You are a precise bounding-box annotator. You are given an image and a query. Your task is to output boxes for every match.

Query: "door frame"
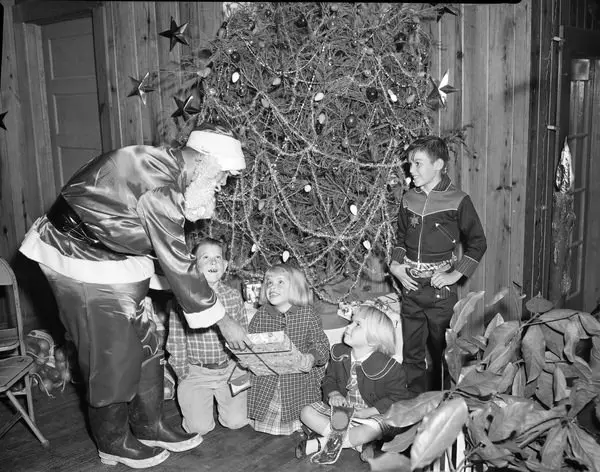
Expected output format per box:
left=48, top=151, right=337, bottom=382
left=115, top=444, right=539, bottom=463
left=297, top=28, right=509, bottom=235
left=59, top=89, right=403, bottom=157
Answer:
left=557, top=26, right=600, bottom=310
left=12, top=0, right=112, bottom=213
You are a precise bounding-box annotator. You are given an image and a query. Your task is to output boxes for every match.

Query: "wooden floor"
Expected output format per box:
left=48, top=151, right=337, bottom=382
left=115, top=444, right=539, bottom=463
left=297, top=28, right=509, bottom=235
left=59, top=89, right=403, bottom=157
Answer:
left=0, top=383, right=371, bottom=472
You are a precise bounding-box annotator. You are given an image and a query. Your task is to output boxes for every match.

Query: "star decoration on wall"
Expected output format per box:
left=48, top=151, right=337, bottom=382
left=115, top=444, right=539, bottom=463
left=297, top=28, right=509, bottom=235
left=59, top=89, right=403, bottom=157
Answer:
left=127, top=72, right=155, bottom=105
left=427, top=70, right=458, bottom=110
left=171, top=95, right=200, bottom=121
left=159, top=17, right=189, bottom=51
left=0, top=111, right=7, bottom=130
left=436, top=6, right=458, bottom=22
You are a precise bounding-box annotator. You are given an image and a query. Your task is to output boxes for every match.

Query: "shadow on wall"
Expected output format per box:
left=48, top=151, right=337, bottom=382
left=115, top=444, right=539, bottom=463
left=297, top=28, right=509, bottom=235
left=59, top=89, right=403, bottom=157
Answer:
left=12, top=252, right=63, bottom=343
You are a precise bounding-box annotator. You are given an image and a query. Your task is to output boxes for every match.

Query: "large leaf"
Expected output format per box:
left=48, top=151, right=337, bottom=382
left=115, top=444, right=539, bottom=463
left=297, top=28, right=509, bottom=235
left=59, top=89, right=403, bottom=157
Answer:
left=383, top=391, right=444, bottom=428
left=368, top=451, right=411, bottom=472
left=450, top=290, right=485, bottom=334
left=410, top=398, right=468, bottom=470
left=488, top=400, right=536, bottom=442
left=538, top=309, right=581, bottom=332
left=467, top=408, right=510, bottom=468
left=525, top=294, right=554, bottom=314
left=540, top=325, right=565, bottom=358
left=578, top=312, right=600, bottom=336
left=567, top=423, right=600, bottom=472
left=483, top=321, right=520, bottom=364
left=553, top=366, right=569, bottom=402
left=512, top=365, right=526, bottom=397
left=535, top=371, right=555, bottom=408
left=456, top=368, right=504, bottom=396
left=514, top=404, right=567, bottom=442
left=521, top=325, right=546, bottom=382
left=564, top=319, right=583, bottom=362
left=444, top=330, right=462, bottom=382
left=456, top=337, right=482, bottom=355
left=484, top=313, right=505, bottom=339
left=486, top=287, right=509, bottom=307
left=382, top=424, right=418, bottom=453
left=497, top=363, right=518, bottom=394
left=568, top=380, right=599, bottom=418
left=487, top=336, right=520, bottom=374
left=540, top=425, right=567, bottom=469
left=542, top=425, right=567, bottom=470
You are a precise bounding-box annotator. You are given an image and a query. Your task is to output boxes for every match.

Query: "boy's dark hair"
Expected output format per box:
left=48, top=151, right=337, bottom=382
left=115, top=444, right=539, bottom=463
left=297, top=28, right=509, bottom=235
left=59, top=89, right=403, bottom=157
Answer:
left=191, top=236, right=229, bottom=259
left=406, top=136, right=450, bottom=165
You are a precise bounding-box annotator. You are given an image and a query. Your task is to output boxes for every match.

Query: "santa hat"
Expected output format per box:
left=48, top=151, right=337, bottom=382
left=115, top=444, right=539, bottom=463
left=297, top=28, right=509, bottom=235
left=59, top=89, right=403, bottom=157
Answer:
left=185, top=124, right=246, bottom=172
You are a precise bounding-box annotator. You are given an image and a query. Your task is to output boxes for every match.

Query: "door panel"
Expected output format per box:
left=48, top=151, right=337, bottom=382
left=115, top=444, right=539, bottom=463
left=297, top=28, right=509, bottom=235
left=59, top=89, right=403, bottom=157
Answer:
left=559, top=27, right=600, bottom=311
left=42, top=16, right=102, bottom=191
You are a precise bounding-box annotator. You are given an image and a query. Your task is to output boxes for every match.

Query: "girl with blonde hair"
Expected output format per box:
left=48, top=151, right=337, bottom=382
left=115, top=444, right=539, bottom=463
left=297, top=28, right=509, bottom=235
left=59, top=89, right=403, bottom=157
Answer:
left=298, top=304, right=413, bottom=463
left=247, top=264, right=330, bottom=435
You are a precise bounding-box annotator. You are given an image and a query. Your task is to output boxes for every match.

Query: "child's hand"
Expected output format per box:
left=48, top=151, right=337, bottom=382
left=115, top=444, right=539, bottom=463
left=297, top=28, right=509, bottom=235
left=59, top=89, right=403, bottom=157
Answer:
left=328, top=391, right=348, bottom=407
left=431, top=269, right=462, bottom=289
left=298, top=353, right=315, bottom=372
left=389, top=261, right=418, bottom=291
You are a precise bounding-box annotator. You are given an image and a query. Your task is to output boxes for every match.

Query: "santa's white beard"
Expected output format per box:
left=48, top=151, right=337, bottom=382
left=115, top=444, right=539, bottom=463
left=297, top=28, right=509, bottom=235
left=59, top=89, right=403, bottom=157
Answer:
left=184, top=182, right=217, bottom=222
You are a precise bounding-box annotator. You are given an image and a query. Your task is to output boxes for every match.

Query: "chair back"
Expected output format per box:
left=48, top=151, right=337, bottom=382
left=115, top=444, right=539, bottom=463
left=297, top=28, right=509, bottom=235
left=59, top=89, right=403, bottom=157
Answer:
left=0, top=258, right=27, bottom=358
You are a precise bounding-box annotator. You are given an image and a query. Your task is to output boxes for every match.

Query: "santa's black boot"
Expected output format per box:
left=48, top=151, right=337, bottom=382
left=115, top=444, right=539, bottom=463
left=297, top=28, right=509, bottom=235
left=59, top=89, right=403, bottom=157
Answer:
left=88, top=403, right=170, bottom=468
left=129, top=352, right=203, bottom=452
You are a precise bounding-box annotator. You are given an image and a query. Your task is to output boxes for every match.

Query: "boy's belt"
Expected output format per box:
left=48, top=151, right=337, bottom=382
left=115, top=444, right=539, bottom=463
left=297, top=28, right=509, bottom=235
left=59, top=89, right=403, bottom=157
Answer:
left=193, top=359, right=230, bottom=370
left=405, top=259, right=454, bottom=279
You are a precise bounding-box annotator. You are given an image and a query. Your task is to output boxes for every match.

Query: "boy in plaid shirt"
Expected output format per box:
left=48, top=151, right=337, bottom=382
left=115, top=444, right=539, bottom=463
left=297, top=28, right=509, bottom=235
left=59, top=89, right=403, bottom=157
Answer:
left=167, top=237, right=249, bottom=436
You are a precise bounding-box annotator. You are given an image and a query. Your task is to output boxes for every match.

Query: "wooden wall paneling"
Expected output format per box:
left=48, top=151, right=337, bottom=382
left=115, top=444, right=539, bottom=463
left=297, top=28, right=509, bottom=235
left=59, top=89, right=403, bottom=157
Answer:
left=0, top=0, right=24, bottom=262
left=112, top=1, right=144, bottom=146
left=102, top=2, right=123, bottom=147
left=459, top=6, right=488, bottom=335
left=155, top=2, right=184, bottom=145
left=12, top=23, right=45, bottom=223
left=461, top=5, right=488, bottom=292
left=92, top=4, right=115, bottom=151
left=510, top=0, right=531, bottom=316
left=133, top=2, right=161, bottom=146
left=485, top=6, right=516, bottom=318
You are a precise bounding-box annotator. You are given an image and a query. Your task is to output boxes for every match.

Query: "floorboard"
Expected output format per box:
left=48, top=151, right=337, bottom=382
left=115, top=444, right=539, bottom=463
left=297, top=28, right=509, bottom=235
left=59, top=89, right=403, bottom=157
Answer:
left=0, top=384, right=372, bottom=472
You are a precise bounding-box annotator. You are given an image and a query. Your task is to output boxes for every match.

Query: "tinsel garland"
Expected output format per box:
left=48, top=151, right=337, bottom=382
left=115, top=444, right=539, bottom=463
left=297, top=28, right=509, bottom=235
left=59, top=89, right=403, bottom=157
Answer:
left=164, top=2, right=456, bottom=302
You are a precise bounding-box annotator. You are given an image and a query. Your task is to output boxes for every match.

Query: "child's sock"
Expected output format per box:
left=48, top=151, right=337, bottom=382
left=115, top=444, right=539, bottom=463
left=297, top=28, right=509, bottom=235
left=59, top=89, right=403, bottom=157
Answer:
left=305, top=437, right=324, bottom=455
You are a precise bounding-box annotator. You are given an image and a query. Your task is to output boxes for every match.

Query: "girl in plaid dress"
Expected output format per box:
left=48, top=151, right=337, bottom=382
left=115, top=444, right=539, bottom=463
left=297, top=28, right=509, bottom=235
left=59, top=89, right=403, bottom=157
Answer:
left=297, top=305, right=413, bottom=461
left=247, top=264, right=330, bottom=436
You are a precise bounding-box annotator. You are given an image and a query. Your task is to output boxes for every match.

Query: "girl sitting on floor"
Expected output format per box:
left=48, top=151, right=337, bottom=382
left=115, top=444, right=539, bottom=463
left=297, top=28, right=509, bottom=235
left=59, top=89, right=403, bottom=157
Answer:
left=298, top=304, right=414, bottom=462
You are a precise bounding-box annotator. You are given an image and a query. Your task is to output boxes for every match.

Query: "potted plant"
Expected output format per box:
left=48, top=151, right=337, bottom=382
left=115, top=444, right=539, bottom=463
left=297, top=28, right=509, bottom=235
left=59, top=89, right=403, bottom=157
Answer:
left=369, top=289, right=600, bottom=471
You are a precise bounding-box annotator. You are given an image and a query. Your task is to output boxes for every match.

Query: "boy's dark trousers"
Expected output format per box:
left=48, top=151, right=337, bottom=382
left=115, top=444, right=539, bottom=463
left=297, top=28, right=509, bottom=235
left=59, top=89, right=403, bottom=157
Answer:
left=400, top=278, right=458, bottom=395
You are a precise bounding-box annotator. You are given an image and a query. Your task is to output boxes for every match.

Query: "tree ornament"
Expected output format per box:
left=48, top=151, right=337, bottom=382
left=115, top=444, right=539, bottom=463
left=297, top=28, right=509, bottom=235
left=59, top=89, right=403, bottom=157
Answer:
left=313, top=92, right=324, bottom=102
left=387, top=89, right=398, bottom=103
left=344, top=114, right=357, bottom=128
left=282, top=250, right=290, bottom=262
left=159, top=17, right=189, bottom=51
left=127, top=72, right=155, bottom=105
left=362, top=240, right=371, bottom=250
left=230, top=51, right=241, bottom=63
left=318, top=113, right=326, bottom=124
left=231, top=70, right=241, bottom=83
left=237, top=85, right=247, bottom=97
left=272, top=77, right=282, bottom=87
left=555, top=138, right=574, bottom=193
left=217, top=21, right=228, bottom=39
left=295, top=15, right=308, bottom=28
left=394, top=32, right=408, bottom=52
left=304, top=184, right=312, bottom=192
left=208, top=87, right=218, bottom=96
left=171, top=95, right=200, bottom=120
left=349, top=204, right=358, bottom=215
left=427, top=70, right=458, bottom=109
left=436, top=6, right=459, bottom=22
left=251, top=243, right=258, bottom=253
left=341, top=138, right=350, bottom=148
left=366, top=87, right=378, bottom=102
left=0, top=111, right=7, bottom=130
left=260, top=97, right=270, bottom=108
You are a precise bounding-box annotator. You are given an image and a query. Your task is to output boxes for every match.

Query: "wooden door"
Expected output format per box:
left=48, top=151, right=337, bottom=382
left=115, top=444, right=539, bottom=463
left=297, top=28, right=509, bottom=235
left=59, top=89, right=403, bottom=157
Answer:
left=41, top=16, right=102, bottom=191
left=559, top=27, right=600, bottom=312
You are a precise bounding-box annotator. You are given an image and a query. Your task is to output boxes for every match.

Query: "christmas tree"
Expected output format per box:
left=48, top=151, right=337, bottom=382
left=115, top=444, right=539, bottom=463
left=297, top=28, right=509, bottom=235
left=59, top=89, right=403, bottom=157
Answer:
left=168, top=2, right=456, bottom=303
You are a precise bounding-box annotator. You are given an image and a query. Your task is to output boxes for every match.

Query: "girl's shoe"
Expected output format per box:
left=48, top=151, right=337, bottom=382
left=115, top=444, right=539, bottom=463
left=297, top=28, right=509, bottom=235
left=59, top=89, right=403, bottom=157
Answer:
left=295, top=438, right=321, bottom=459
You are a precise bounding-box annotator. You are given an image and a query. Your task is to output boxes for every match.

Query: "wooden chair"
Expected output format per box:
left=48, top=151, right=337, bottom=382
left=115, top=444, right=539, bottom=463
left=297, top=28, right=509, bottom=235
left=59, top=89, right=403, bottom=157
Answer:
left=0, top=257, right=49, bottom=447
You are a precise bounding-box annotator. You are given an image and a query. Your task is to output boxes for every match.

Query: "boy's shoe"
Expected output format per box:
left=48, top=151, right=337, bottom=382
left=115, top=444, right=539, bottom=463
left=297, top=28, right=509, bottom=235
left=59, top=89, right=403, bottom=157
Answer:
left=295, top=438, right=321, bottom=459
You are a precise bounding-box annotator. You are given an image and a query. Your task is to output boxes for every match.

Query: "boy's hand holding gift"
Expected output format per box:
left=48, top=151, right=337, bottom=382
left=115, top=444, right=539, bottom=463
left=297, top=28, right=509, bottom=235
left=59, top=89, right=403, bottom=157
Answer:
left=298, top=353, right=315, bottom=373
left=327, top=391, right=348, bottom=407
